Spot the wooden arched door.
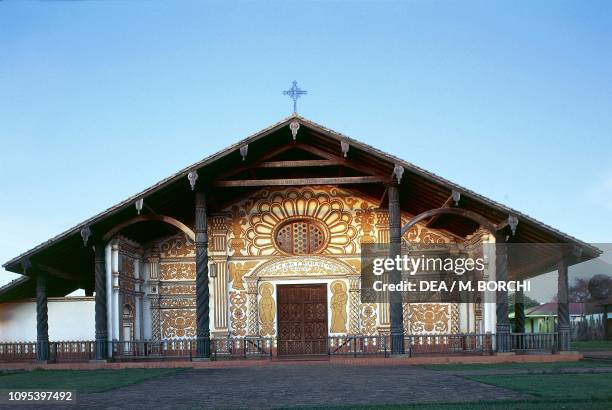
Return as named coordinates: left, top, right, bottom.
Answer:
left=277, top=284, right=328, bottom=356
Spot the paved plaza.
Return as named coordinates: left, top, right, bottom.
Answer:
left=75, top=363, right=527, bottom=409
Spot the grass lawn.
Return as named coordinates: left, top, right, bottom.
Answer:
left=0, top=368, right=186, bottom=393
left=572, top=340, right=612, bottom=352
left=302, top=401, right=612, bottom=409
left=420, top=359, right=612, bottom=371
left=468, top=373, right=612, bottom=400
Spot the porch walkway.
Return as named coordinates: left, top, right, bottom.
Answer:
left=0, top=352, right=583, bottom=371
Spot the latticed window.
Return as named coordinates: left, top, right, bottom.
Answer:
left=275, top=219, right=326, bottom=254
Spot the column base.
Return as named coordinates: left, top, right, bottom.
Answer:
left=556, top=351, right=580, bottom=355
left=494, top=352, right=516, bottom=356
left=390, top=332, right=405, bottom=355
left=192, top=357, right=211, bottom=362
left=35, top=360, right=52, bottom=364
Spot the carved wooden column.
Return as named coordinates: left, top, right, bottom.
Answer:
left=514, top=288, right=525, bottom=333
left=94, top=241, right=108, bottom=360
left=35, top=273, right=50, bottom=362
left=195, top=190, right=211, bottom=358
left=557, top=258, right=570, bottom=351
left=494, top=231, right=510, bottom=352
left=388, top=182, right=404, bottom=354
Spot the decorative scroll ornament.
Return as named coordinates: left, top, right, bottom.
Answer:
left=187, top=171, right=198, bottom=191
left=360, top=303, right=377, bottom=335
left=355, top=201, right=375, bottom=244
left=340, top=140, right=350, bottom=158
left=408, top=303, right=450, bottom=333
left=160, top=299, right=195, bottom=308
left=160, top=283, right=196, bottom=295
left=508, top=215, right=519, bottom=236
left=452, top=190, right=461, bottom=206
left=289, top=121, right=300, bottom=140
left=229, top=291, right=247, bottom=336
left=161, top=309, right=196, bottom=338
left=160, top=235, right=195, bottom=257
left=229, top=206, right=247, bottom=256
left=393, top=164, right=404, bottom=184
left=159, top=263, right=195, bottom=280
left=80, top=226, right=91, bottom=246
left=240, top=145, right=249, bottom=161
left=402, top=224, right=449, bottom=245
left=135, top=198, right=144, bottom=215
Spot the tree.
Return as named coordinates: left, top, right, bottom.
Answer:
left=551, top=274, right=612, bottom=302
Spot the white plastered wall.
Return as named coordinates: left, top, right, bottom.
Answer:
left=0, top=298, right=95, bottom=342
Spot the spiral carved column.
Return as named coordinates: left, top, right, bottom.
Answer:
left=36, top=274, right=49, bottom=361
left=514, top=289, right=525, bottom=333
left=195, top=190, right=211, bottom=358
left=494, top=231, right=511, bottom=353
left=388, top=182, right=404, bottom=354
left=557, top=259, right=570, bottom=351
left=94, top=241, right=108, bottom=360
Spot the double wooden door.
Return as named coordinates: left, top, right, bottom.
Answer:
left=277, top=284, right=328, bottom=355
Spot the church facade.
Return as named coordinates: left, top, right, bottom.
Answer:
left=118, top=186, right=468, bottom=347
left=0, top=115, right=600, bottom=360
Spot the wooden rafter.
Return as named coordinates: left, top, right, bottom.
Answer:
left=294, top=142, right=390, bottom=178
left=425, top=192, right=455, bottom=227
left=213, top=176, right=385, bottom=187
left=216, top=142, right=301, bottom=179
left=256, top=159, right=341, bottom=168
left=378, top=186, right=389, bottom=208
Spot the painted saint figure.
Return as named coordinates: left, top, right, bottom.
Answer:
left=259, top=283, right=275, bottom=336
left=330, top=281, right=348, bottom=333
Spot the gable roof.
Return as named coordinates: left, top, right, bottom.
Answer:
left=1, top=114, right=602, bottom=297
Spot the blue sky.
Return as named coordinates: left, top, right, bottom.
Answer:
left=1, top=0, right=611, bottom=286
